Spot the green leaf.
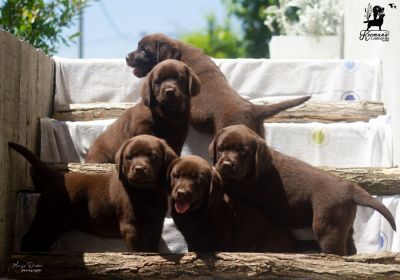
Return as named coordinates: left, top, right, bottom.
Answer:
left=0, top=0, right=90, bottom=54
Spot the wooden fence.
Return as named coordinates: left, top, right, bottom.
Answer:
left=0, top=30, right=54, bottom=275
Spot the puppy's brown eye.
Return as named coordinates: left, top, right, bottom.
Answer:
left=172, top=174, right=180, bottom=180
left=149, top=153, right=157, bottom=160
left=196, top=176, right=204, bottom=184
left=138, top=45, right=146, bottom=52
left=154, top=79, right=161, bottom=85
left=126, top=154, right=134, bottom=160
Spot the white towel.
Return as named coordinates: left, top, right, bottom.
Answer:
left=40, top=116, right=393, bottom=168
left=54, top=58, right=383, bottom=106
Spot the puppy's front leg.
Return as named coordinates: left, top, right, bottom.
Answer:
left=119, top=221, right=138, bottom=251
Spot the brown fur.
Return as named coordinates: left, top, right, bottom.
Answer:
left=85, top=59, right=200, bottom=163
left=9, top=135, right=177, bottom=252
left=125, top=33, right=310, bottom=136
left=169, top=155, right=319, bottom=253
left=209, top=125, right=397, bottom=256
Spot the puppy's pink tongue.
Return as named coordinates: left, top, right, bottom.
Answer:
left=175, top=202, right=190, bottom=214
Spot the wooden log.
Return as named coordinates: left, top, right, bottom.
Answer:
left=52, top=163, right=116, bottom=174
left=53, top=101, right=385, bottom=123
left=48, top=164, right=400, bottom=196
left=264, top=101, right=385, bottom=123
left=54, top=103, right=137, bottom=121
left=321, top=167, right=400, bottom=196
left=8, top=252, right=400, bottom=280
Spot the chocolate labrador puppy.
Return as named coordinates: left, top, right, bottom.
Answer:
left=209, top=125, right=397, bottom=256
left=125, top=33, right=310, bottom=137
left=9, top=135, right=177, bottom=252
left=85, top=59, right=200, bottom=163
left=169, top=155, right=319, bottom=253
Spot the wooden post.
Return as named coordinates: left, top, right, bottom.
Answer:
left=0, top=30, right=54, bottom=275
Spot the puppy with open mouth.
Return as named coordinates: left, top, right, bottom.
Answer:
left=169, top=155, right=319, bottom=253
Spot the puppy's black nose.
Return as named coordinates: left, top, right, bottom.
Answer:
left=219, top=160, right=235, bottom=174
left=125, top=56, right=129, bottom=63
left=222, top=160, right=233, bottom=168
left=134, top=165, right=146, bottom=173
left=176, top=189, right=187, bottom=199
left=165, top=89, right=175, bottom=97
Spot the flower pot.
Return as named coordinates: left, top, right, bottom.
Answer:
left=269, top=35, right=341, bottom=59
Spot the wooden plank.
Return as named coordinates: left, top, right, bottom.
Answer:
left=0, top=30, right=21, bottom=275
left=8, top=252, right=400, bottom=280
left=47, top=164, right=400, bottom=196
left=2, top=30, right=22, bottom=267
left=25, top=42, right=38, bottom=172
left=18, top=41, right=31, bottom=188
left=0, top=29, right=8, bottom=277
left=53, top=101, right=385, bottom=123
left=36, top=49, right=54, bottom=137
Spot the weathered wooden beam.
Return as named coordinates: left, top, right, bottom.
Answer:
left=54, top=102, right=136, bottom=121
left=263, top=101, right=385, bottom=123
left=48, top=164, right=400, bottom=196
left=321, top=167, right=400, bottom=196
left=52, top=163, right=115, bottom=173
left=53, top=101, right=385, bottom=123
left=8, top=252, right=400, bottom=280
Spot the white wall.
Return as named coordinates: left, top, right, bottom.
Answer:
left=344, top=0, right=400, bottom=166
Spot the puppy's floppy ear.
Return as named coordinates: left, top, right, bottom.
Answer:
left=115, top=140, right=130, bottom=181
left=208, top=168, right=225, bottom=206
left=255, top=139, right=272, bottom=177
left=208, top=138, right=217, bottom=165
left=166, top=158, right=180, bottom=194
left=141, top=70, right=156, bottom=107
left=164, top=143, right=178, bottom=167
left=209, top=130, right=223, bottom=165
left=159, top=140, right=178, bottom=192
left=157, top=41, right=181, bottom=61
left=186, top=65, right=201, bottom=97
left=160, top=139, right=178, bottom=172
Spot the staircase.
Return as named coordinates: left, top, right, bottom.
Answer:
left=13, top=57, right=400, bottom=255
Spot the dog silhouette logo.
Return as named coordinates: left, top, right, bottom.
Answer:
left=359, top=3, right=390, bottom=41
left=364, top=5, right=385, bottom=30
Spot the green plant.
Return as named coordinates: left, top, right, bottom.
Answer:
left=179, top=14, right=245, bottom=58
left=222, top=0, right=278, bottom=58
left=264, top=0, right=343, bottom=37
left=0, top=0, right=88, bottom=54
